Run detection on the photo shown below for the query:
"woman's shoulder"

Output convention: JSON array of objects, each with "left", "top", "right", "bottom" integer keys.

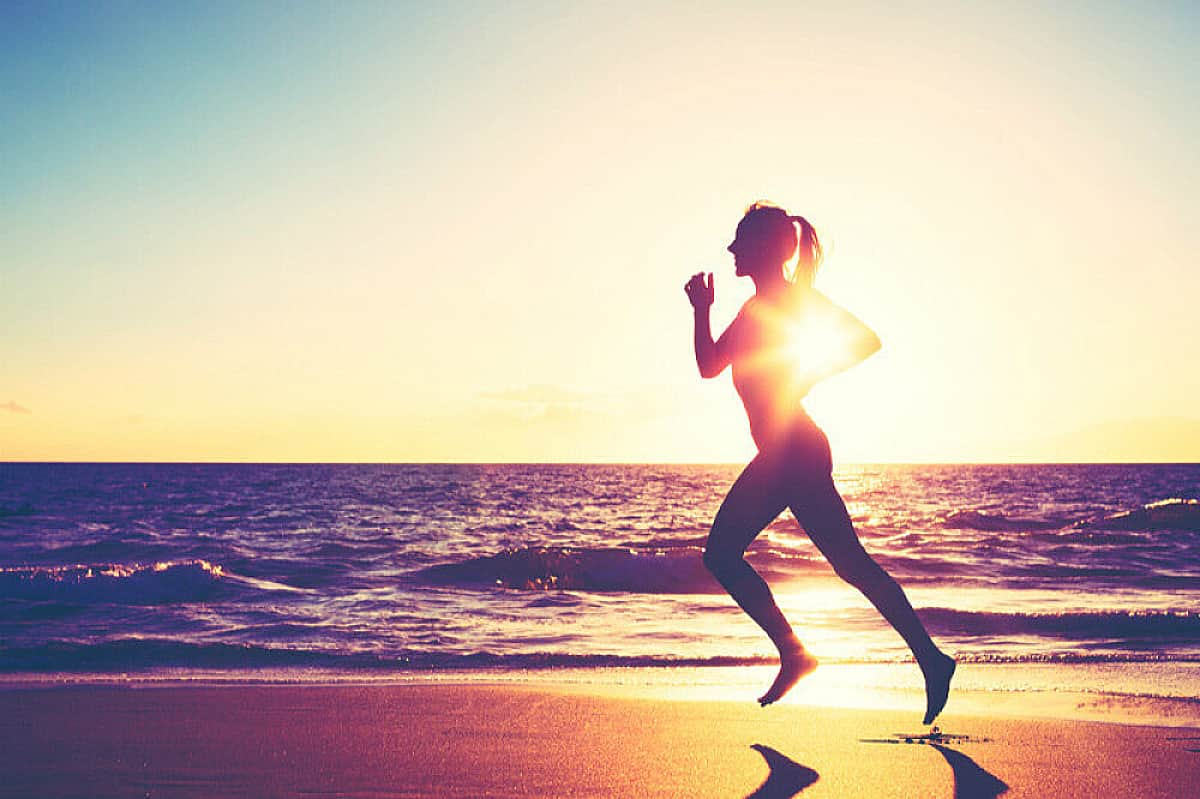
[
  {"left": 733, "top": 297, "right": 758, "bottom": 321},
  {"left": 791, "top": 286, "right": 834, "bottom": 313}
]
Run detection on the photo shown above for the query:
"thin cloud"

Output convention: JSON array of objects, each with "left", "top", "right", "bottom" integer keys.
[
  {"left": 478, "top": 384, "right": 677, "bottom": 419},
  {"left": 476, "top": 384, "right": 605, "bottom": 429},
  {"left": 1, "top": 401, "right": 30, "bottom": 414},
  {"left": 474, "top": 384, "right": 680, "bottom": 434},
  {"left": 478, "top": 385, "right": 593, "bottom": 404}
]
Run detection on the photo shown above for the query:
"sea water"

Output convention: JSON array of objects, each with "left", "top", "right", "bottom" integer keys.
[{"left": 1, "top": 463, "right": 1198, "bottom": 723}]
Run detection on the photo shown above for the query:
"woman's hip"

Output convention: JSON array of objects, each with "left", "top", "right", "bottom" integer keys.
[{"left": 754, "top": 417, "right": 833, "bottom": 484}]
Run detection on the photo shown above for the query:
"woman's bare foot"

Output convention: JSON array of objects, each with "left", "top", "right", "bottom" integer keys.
[
  {"left": 922, "top": 652, "right": 956, "bottom": 725},
  {"left": 758, "top": 647, "right": 818, "bottom": 706}
]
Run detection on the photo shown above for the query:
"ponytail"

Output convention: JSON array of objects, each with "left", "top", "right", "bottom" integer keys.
[{"left": 788, "top": 215, "right": 822, "bottom": 287}]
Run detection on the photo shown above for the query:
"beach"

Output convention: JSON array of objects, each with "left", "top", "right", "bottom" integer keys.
[{"left": 1, "top": 679, "right": 1197, "bottom": 798}]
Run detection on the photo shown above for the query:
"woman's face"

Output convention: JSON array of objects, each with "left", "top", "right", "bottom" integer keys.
[{"left": 728, "top": 220, "right": 774, "bottom": 278}]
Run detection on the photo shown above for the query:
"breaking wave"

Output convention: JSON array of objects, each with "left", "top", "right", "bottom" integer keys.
[
  {"left": 940, "top": 510, "right": 1060, "bottom": 531},
  {"left": 0, "top": 639, "right": 1196, "bottom": 674},
  {"left": 1075, "top": 499, "right": 1200, "bottom": 532},
  {"left": 942, "top": 499, "right": 1200, "bottom": 532},
  {"left": 0, "top": 560, "right": 300, "bottom": 604},
  {"left": 920, "top": 608, "right": 1200, "bottom": 641},
  {"left": 415, "top": 546, "right": 726, "bottom": 593}
]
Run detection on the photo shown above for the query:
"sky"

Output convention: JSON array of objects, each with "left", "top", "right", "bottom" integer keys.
[{"left": 2, "top": 1, "right": 1198, "bottom": 463}]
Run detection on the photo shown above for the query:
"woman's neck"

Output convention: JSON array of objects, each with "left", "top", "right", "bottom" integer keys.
[{"left": 752, "top": 269, "right": 789, "bottom": 299}]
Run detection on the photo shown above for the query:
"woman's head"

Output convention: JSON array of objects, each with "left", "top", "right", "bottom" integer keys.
[{"left": 727, "top": 201, "right": 823, "bottom": 286}]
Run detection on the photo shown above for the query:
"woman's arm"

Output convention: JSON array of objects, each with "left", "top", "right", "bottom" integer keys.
[
  {"left": 793, "top": 290, "right": 881, "bottom": 387},
  {"left": 831, "top": 298, "right": 882, "bottom": 369},
  {"left": 685, "top": 272, "right": 734, "bottom": 378}
]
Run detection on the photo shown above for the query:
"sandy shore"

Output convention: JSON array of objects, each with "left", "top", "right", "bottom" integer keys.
[{"left": 0, "top": 682, "right": 1196, "bottom": 798}]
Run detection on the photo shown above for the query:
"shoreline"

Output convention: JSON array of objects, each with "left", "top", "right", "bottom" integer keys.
[
  {"left": 1, "top": 681, "right": 1196, "bottom": 798},
  {"left": 3, "top": 661, "right": 1199, "bottom": 730}
]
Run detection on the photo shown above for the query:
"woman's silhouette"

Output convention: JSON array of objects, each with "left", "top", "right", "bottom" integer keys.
[{"left": 685, "top": 201, "right": 955, "bottom": 723}]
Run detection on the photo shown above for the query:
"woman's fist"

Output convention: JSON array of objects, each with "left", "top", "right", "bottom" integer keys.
[{"left": 685, "top": 272, "right": 714, "bottom": 310}]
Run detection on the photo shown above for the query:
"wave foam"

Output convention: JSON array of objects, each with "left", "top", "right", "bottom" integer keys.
[
  {"left": 0, "top": 560, "right": 298, "bottom": 604},
  {"left": 921, "top": 607, "right": 1200, "bottom": 640},
  {"left": 943, "top": 498, "right": 1200, "bottom": 532},
  {"left": 1, "top": 639, "right": 1196, "bottom": 674},
  {"left": 1076, "top": 499, "right": 1200, "bottom": 532}
]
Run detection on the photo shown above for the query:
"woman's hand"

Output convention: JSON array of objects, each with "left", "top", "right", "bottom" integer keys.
[
  {"left": 688, "top": 272, "right": 730, "bottom": 378},
  {"left": 685, "top": 272, "right": 714, "bottom": 310}
]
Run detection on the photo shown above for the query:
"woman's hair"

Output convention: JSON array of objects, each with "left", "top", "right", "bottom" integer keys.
[{"left": 740, "top": 201, "right": 823, "bottom": 286}]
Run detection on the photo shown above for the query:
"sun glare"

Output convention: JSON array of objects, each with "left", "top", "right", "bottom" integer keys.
[{"left": 783, "top": 308, "right": 854, "bottom": 384}]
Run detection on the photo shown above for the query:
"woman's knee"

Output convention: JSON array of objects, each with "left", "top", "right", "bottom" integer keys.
[
  {"left": 702, "top": 544, "right": 747, "bottom": 583},
  {"left": 701, "top": 544, "right": 730, "bottom": 574},
  {"left": 830, "top": 551, "right": 890, "bottom": 592}
]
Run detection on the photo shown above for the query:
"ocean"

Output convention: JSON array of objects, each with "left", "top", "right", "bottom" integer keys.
[{"left": 2, "top": 463, "right": 1198, "bottom": 723}]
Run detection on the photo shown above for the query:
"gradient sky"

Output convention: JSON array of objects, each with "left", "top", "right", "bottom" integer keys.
[{"left": 3, "top": 1, "right": 1198, "bottom": 462}]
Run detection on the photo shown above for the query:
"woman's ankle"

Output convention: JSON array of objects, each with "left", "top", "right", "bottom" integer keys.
[
  {"left": 776, "top": 635, "right": 806, "bottom": 656},
  {"left": 918, "top": 647, "right": 952, "bottom": 674}
]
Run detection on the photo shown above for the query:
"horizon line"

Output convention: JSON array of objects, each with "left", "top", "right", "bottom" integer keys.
[{"left": 3, "top": 460, "right": 1198, "bottom": 467}]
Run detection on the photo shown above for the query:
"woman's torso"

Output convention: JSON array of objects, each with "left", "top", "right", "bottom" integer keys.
[{"left": 730, "top": 289, "right": 823, "bottom": 451}]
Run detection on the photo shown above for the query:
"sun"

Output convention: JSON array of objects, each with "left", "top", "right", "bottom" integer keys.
[{"left": 782, "top": 305, "right": 855, "bottom": 387}]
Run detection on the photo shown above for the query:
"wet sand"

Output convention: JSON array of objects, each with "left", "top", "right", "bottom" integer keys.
[{"left": 0, "top": 682, "right": 1196, "bottom": 797}]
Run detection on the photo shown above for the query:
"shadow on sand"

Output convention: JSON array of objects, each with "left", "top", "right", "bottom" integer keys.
[
  {"left": 741, "top": 738, "right": 1006, "bottom": 797},
  {"left": 931, "top": 744, "right": 1009, "bottom": 798},
  {"left": 744, "top": 744, "right": 819, "bottom": 798}
]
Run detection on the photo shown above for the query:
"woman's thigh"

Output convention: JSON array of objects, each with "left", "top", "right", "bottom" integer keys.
[
  {"left": 705, "top": 454, "right": 791, "bottom": 559},
  {"left": 788, "top": 475, "right": 880, "bottom": 581}
]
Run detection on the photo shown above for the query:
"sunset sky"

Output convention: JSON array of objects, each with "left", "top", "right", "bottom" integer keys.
[{"left": 3, "top": 1, "right": 1198, "bottom": 463}]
